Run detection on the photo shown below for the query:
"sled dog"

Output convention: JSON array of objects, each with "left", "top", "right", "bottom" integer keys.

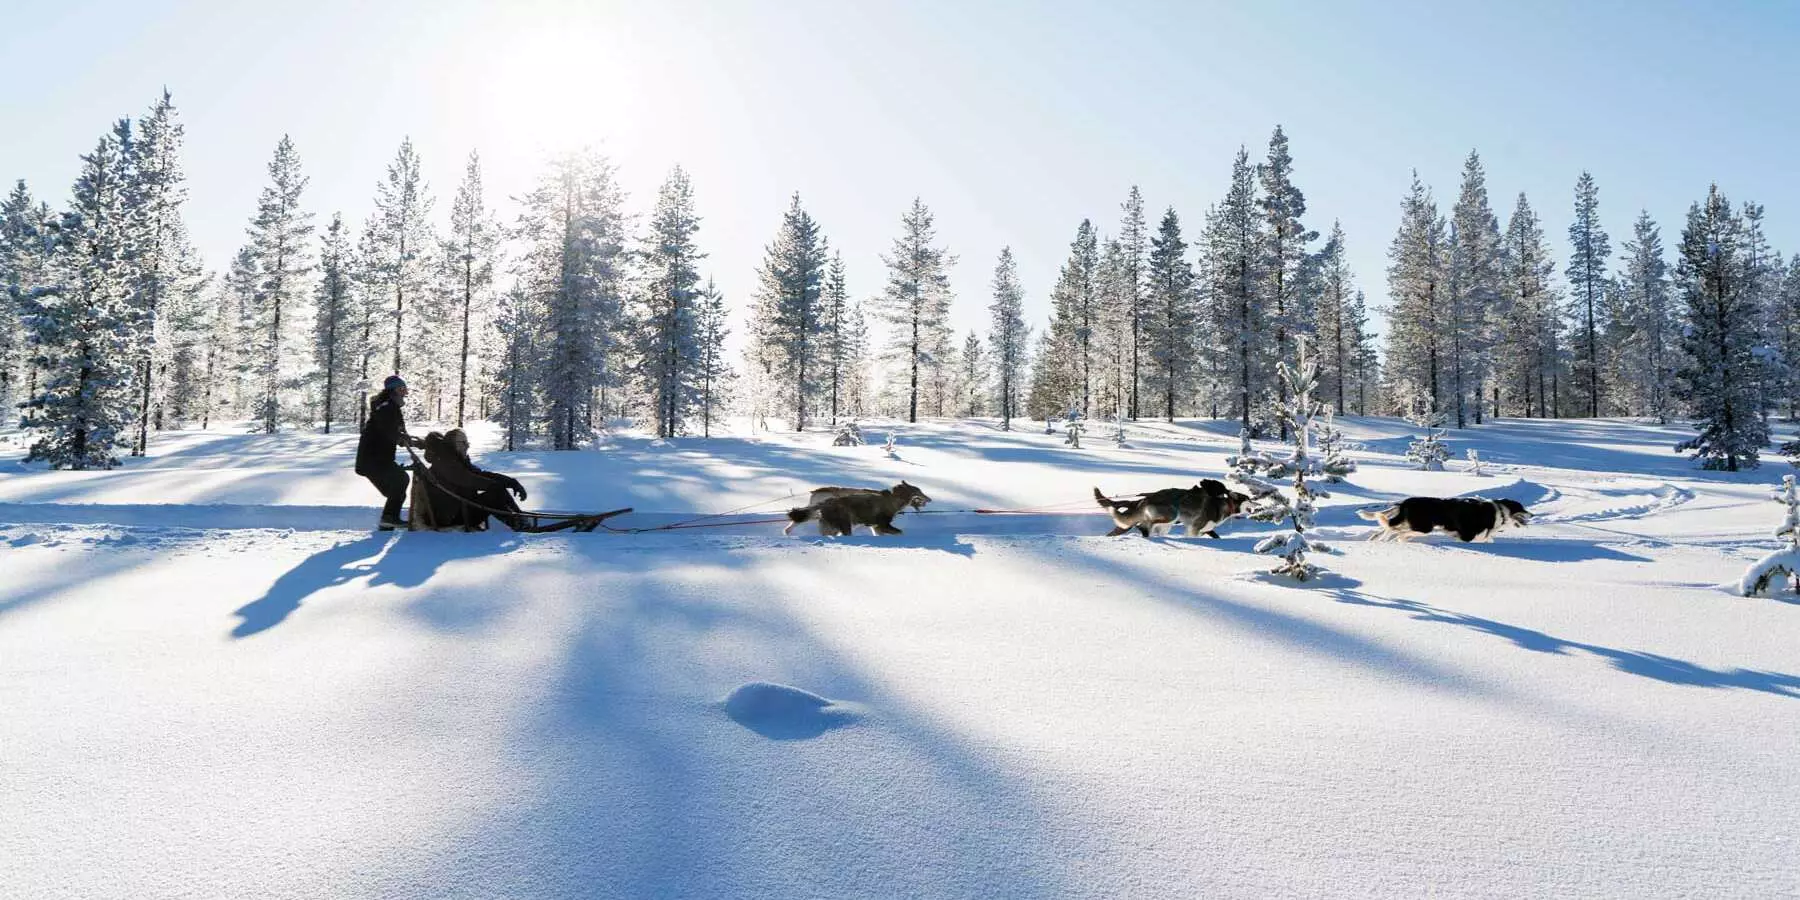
[
  {"left": 1358, "top": 496, "right": 1532, "bottom": 543},
  {"left": 1093, "top": 478, "right": 1250, "bottom": 538},
  {"left": 786, "top": 481, "right": 931, "bottom": 537}
]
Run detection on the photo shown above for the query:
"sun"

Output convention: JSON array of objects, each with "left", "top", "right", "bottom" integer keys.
[{"left": 472, "top": 21, "right": 646, "bottom": 157}]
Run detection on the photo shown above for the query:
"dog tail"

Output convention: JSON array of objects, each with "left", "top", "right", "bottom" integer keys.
[
  {"left": 787, "top": 506, "right": 816, "bottom": 525},
  {"left": 1093, "top": 487, "right": 1113, "bottom": 508},
  {"left": 1357, "top": 504, "right": 1399, "bottom": 523}
]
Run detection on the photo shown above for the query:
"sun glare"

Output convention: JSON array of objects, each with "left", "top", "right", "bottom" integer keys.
[{"left": 476, "top": 22, "right": 645, "bottom": 158}]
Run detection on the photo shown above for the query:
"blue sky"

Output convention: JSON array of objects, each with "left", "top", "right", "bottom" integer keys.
[{"left": 2, "top": 0, "right": 1796, "bottom": 343}]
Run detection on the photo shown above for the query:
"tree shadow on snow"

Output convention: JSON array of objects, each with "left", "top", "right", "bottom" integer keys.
[
  {"left": 1331, "top": 589, "right": 1800, "bottom": 698},
  {"left": 386, "top": 543, "right": 1073, "bottom": 898}
]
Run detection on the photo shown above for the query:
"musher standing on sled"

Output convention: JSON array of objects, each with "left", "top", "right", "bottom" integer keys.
[{"left": 356, "top": 375, "right": 424, "bottom": 530}]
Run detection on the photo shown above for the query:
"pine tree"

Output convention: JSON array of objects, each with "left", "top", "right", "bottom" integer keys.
[
  {"left": 1094, "top": 237, "right": 1131, "bottom": 418},
  {"left": 446, "top": 150, "right": 498, "bottom": 427},
  {"left": 1566, "top": 171, "right": 1611, "bottom": 418},
  {"left": 1144, "top": 207, "right": 1196, "bottom": 421},
  {"left": 1119, "top": 186, "right": 1147, "bottom": 418},
  {"left": 1774, "top": 256, "right": 1800, "bottom": 420},
  {"left": 635, "top": 165, "right": 704, "bottom": 437},
  {"left": 123, "top": 91, "right": 202, "bottom": 453},
  {"left": 1615, "top": 212, "right": 1674, "bottom": 421},
  {"left": 0, "top": 181, "right": 49, "bottom": 418},
  {"left": 369, "top": 138, "right": 433, "bottom": 376},
  {"left": 1674, "top": 185, "right": 1768, "bottom": 470},
  {"left": 1383, "top": 172, "right": 1446, "bottom": 417},
  {"left": 1313, "top": 221, "right": 1356, "bottom": 416},
  {"left": 512, "top": 151, "right": 627, "bottom": 449},
  {"left": 822, "top": 251, "right": 849, "bottom": 425},
  {"left": 693, "top": 278, "right": 734, "bottom": 438},
  {"left": 987, "top": 246, "right": 1029, "bottom": 430},
  {"left": 1446, "top": 151, "right": 1501, "bottom": 426},
  {"left": 1497, "top": 193, "right": 1559, "bottom": 417},
  {"left": 876, "top": 197, "right": 954, "bottom": 423},
  {"left": 958, "top": 331, "right": 987, "bottom": 416},
  {"left": 312, "top": 214, "right": 356, "bottom": 432},
  {"left": 841, "top": 300, "right": 872, "bottom": 419},
  {"left": 495, "top": 283, "right": 537, "bottom": 450},
  {"left": 1241, "top": 340, "right": 1336, "bottom": 581},
  {"left": 1208, "top": 148, "right": 1268, "bottom": 430},
  {"left": 1739, "top": 202, "right": 1779, "bottom": 427},
  {"left": 1346, "top": 290, "right": 1378, "bottom": 415},
  {"left": 1258, "top": 126, "right": 1316, "bottom": 438},
  {"left": 18, "top": 132, "right": 139, "bottom": 468},
  {"left": 750, "top": 193, "right": 826, "bottom": 431},
  {"left": 243, "top": 135, "right": 313, "bottom": 433}
]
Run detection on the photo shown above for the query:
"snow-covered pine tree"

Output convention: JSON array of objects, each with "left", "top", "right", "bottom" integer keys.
[
  {"left": 876, "top": 197, "right": 954, "bottom": 423},
  {"left": 1447, "top": 151, "right": 1501, "bottom": 427},
  {"left": 1465, "top": 448, "right": 1487, "bottom": 476},
  {"left": 1774, "top": 256, "right": 1800, "bottom": 421},
  {"left": 242, "top": 135, "right": 313, "bottom": 434},
  {"left": 1026, "top": 327, "right": 1070, "bottom": 422},
  {"left": 1243, "top": 342, "right": 1336, "bottom": 580},
  {"left": 368, "top": 138, "right": 433, "bottom": 376},
  {"left": 446, "top": 150, "right": 498, "bottom": 427},
  {"left": 495, "top": 283, "right": 537, "bottom": 450},
  {"left": 1144, "top": 207, "right": 1197, "bottom": 422},
  {"left": 204, "top": 246, "right": 258, "bottom": 427},
  {"left": 0, "top": 180, "right": 50, "bottom": 418},
  {"left": 1119, "top": 186, "right": 1147, "bottom": 418},
  {"left": 312, "top": 213, "right": 356, "bottom": 432},
  {"left": 693, "top": 278, "right": 733, "bottom": 438},
  {"left": 634, "top": 165, "right": 704, "bottom": 438},
  {"left": 1346, "top": 290, "right": 1378, "bottom": 415},
  {"left": 1258, "top": 126, "right": 1317, "bottom": 439},
  {"left": 123, "top": 91, "right": 202, "bottom": 452},
  {"left": 1674, "top": 185, "right": 1767, "bottom": 470},
  {"left": 1740, "top": 475, "right": 1800, "bottom": 596},
  {"left": 1496, "top": 192, "right": 1560, "bottom": 418},
  {"left": 1383, "top": 171, "right": 1446, "bottom": 417},
  {"left": 512, "top": 151, "right": 627, "bottom": 449},
  {"left": 1208, "top": 147, "right": 1268, "bottom": 431},
  {"left": 1566, "top": 172, "right": 1611, "bottom": 418},
  {"left": 749, "top": 193, "right": 826, "bottom": 431},
  {"left": 1315, "top": 412, "right": 1356, "bottom": 480},
  {"left": 1616, "top": 212, "right": 1674, "bottom": 421},
  {"left": 1312, "top": 221, "right": 1356, "bottom": 416},
  {"left": 987, "top": 246, "right": 1029, "bottom": 430},
  {"left": 821, "top": 252, "right": 852, "bottom": 425},
  {"left": 841, "top": 299, "right": 871, "bottom": 419},
  {"left": 1739, "top": 202, "right": 1780, "bottom": 428},
  {"left": 1094, "top": 236, "right": 1132, "bottom": 420},
  {"left": 18, "top": 132, "right": 139, "bottom": 468},
  {"left": 958, "top": 331, "right": 986, "bottom": 417}
]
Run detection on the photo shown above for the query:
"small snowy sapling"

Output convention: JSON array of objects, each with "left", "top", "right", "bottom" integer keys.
[
  {"left": 1740, "top": 475, "right": 1800, "bottom": 597},
  {"left": 1245, "top": 343, "right": 1340, "bottom": 580},
  {"left": 833, "top": 420, "right": 864, "bottom": 447},
  {"left": 1465, "top": 449, "right": 1487, "bottom": 476}
]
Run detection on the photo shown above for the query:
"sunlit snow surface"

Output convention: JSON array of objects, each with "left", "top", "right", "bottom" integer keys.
[{"left": 1, "top": 416, "right": 1796, "bottom": 898}]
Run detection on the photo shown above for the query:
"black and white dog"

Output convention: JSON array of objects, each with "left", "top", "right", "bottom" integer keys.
[{"left": 1358, "top": 497, "right": 1532, "bottom": 543}]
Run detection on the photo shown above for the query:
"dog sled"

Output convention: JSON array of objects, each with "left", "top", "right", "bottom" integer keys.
[{"left": 403, "top": 449, "right": 630, "bottom": 533}]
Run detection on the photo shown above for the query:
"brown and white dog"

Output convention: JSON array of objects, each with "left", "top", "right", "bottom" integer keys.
[
  {"left": 1358, "top": 497, "right": 1532, "bottom": 543},
  {"left": 785, "top": 481, "right": 931, "bottom": 536},
  {"left": 1093, "top": 478, "right": 1250, "bottom": 538}
]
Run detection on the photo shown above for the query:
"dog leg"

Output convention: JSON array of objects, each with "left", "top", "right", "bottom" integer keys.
[
  {"left": 1206, "top": 529, "right": 1221, "bottom": 539},
  {"left": 1105, "top": 525, "right": 1130, "bottom": 537}
]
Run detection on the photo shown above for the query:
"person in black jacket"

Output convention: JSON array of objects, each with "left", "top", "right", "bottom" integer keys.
[
  {"left": 355, "top": 375, "right": 424, "bottom": 530},
  {"left": 419, "top": 428, "right": 529, "bottom": 530}
]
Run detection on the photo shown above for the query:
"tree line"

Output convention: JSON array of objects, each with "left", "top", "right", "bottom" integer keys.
[{"left": 1, "top": 96, "right": 1793, "bottom": 470}]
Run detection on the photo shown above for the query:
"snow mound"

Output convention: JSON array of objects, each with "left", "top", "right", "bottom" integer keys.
[{"left": 723, "top": 681, "right": 863, "bottom": 740}]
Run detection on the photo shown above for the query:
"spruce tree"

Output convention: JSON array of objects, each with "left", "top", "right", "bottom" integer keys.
[
  {"left": 1497, "top": 193, "right": 1558, "bottom": 417},
  {"left": 312, "top": 213, "right": 355, "bottom": 432},
  {"left": 876, "top": 197, "right": 954, "bottom": 423},
  {"left": 1144, "top": 207, "right": 1196, "bottom": 421},
  {"left": 823, "top": 252, "right": 849, "bottom": 425},
  {"left": 1566, "top": 171, "right": 1610, "bottom": 418},
  {"left": 1674, "top": 185, "right": 1767, "bottom": 470},
  {"left": 1258, "top": 126, "right": 1316, "bottom": 437},
  {"left": 1119, "top": 186, "right": 1147, "bottom": 418},
  {"left": 1447, "top": 151, "right": 1501, "bottom": 426},
  {"left": 987, "top": 247, "right": 1029, "bottom": 430},
  {"left": 243, "top": 135, "right": 313, "bottom": 433},
  {"left": 635, "top": 165, "right": 704, "bottom": 437},
  {"left": 369, "top": 138, "right": 433, "bottom": 376},
  {"left": 1775, "top": 256, "right": 1800, "bottom": 421},
  {"left": 1617, "top": 212, "right": 1674, "bottom": 421},
  {"left": 750, "top": 193, "right": 826, "bottom": 431},
  {"left": 0, "top": 181, "right": 47, "bottom": 417},
  {"left": 1312, "top": 221, "right": 1358, "bottom": 416},
  {"left": 446, "top": 150, "right": 498, "bottom": 427},
  {"left": 957, "top": 332, "right": 987, "bottom": 417},
  {"left": 693, "top": 278, "right": 734, "bottom": 438},
  {"left": 123, "top": 91, "right": 202, "bottom": 453},
  {"left": 19, "top": 132, "right": 138, "bottom": 468},
  {"left": 1383, "top": 172, "right": 1446, "bottom": 417},
  {"left": 1209, "top": 147, "right": 1267, "bottom": 430}
]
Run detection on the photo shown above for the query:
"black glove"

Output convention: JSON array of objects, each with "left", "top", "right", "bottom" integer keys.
[{"left": 505, "top": 477, "right": 527, "bottom": 502}]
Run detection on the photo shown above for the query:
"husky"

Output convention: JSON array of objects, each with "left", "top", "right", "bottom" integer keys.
[
  {"left": 1093, "top": 478, "right": 1250, "bottom": 538},
  {"left": 1358, "top": 496, "right": 1532, "bottom": 543},
  {"left": 785, "top": 481, "right": 932, "bottom": 537}
]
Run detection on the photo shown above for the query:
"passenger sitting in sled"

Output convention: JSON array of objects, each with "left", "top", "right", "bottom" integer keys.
[{"left": 417, "top": 429, "right": 530, "bottom": 531}]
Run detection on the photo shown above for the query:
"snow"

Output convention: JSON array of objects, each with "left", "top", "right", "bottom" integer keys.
[{"left": 2, "top": 415, "right": 1799, "bottom": 898}]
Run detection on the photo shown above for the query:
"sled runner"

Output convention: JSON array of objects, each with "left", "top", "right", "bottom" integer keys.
[{"left": 403, "top": 448, "right": 630, "bottom": 534}]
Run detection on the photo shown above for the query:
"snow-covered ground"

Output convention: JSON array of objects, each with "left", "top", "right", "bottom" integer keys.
[{"left": 2, "top": 416, "right": 1798, "bottom": 898}]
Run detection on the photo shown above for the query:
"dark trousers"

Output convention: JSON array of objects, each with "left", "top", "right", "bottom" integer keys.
[{"left": 364, "top": 465, "right": 410, "bottom": 521}]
